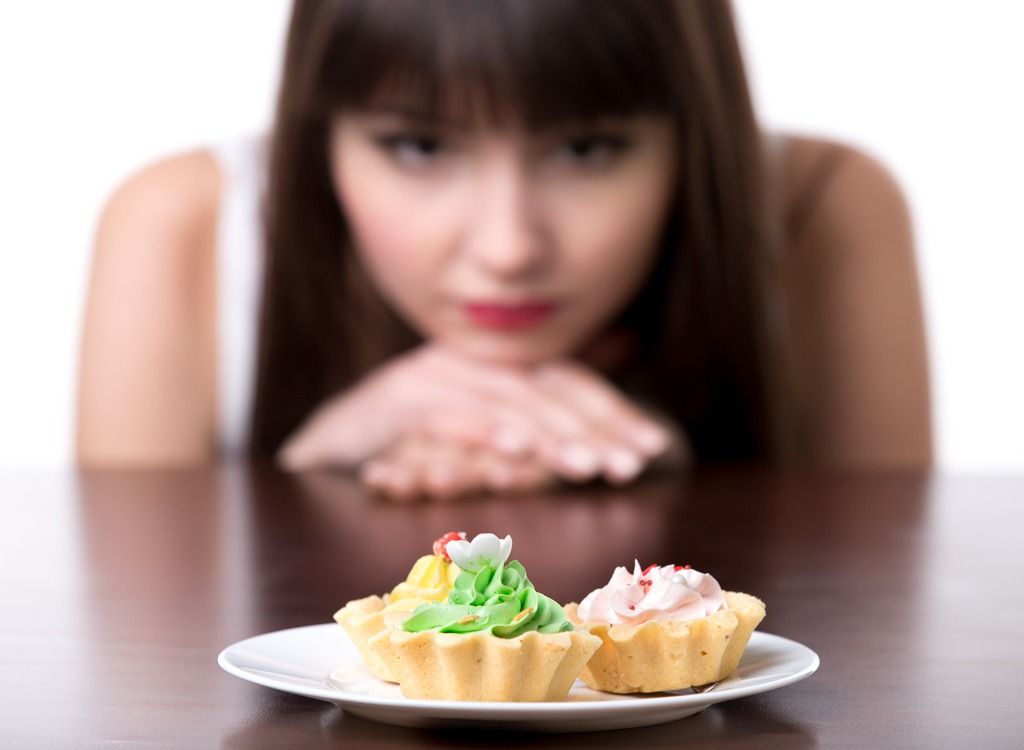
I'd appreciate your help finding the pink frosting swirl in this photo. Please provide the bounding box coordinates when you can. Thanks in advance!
[577,561,726,625]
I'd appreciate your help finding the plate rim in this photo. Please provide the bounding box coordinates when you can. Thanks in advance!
[218,623,820,715]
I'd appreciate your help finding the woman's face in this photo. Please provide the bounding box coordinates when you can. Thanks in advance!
[329,110,676,365]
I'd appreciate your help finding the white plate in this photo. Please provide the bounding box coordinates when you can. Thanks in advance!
[218,624,819,732]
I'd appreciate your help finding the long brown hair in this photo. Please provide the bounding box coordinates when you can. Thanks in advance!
[251,0,784,463]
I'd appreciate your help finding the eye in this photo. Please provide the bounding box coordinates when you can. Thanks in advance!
[558,134,630,168]
[373,132,447,169]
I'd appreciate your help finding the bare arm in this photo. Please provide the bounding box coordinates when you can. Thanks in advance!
[783,138,932,469]
[76,151,221,466]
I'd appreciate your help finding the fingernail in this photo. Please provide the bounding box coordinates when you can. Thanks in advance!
[561,444,599,477]
[426,464,456,487]
[388,465,414,489]
[633,425,669,455]
[607,449,643,482]
[485,465,517,490]
[492,428,529,455]
[361,463,388,485]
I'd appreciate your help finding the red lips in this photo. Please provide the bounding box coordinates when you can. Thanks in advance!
[462,300,558,330]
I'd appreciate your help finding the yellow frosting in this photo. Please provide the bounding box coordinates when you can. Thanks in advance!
[382,554,462,613]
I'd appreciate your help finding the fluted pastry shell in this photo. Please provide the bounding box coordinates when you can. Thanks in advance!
[334,595,397,682]
[368,628,603,701]
[565,591,766,693]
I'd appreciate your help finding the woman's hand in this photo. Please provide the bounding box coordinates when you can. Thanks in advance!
[360,417,690,501]
[278,345,498,471]
[278,344,680,485]
[358,432,557,501]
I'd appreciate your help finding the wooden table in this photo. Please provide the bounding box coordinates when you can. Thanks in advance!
[3,467,1021,748]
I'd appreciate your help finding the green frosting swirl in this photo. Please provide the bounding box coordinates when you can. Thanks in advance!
[401,559,574,638]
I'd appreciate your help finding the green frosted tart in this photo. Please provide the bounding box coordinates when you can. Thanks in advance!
[401,557,573,637]
[369,532,601,701]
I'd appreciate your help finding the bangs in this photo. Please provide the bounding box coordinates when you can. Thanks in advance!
[312,0,681,128]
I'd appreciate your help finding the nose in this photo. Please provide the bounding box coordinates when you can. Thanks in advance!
[461,155,550,280]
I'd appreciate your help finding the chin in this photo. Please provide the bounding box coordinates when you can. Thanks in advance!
[442,334,574,368]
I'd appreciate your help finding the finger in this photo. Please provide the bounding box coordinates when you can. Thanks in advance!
[408,400,542,460]
[473,448,556,494]
[398,353,541,457]
[432,359,603,479]
[359,459,390,486]
[596,439,646,485]
[420,463,465,500]
[420,449,476,500]
[428,353,584,432]
[545,430,646,486]
[503,362,655,483]
[508,457,560,493]
[403,436,486,500]
[444,366,602,477]
[360,459,421,502]
[533,362,672,457]
[417,410,507,451]
[416,398,554,464]
[475,449,528,493]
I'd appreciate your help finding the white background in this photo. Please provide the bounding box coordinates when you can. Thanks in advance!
[1,1,1021,470]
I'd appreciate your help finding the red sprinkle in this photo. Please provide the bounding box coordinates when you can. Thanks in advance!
[432,531,466,562]
[642,564,657,576]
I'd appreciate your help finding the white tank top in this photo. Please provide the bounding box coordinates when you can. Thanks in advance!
[209,136,267,457]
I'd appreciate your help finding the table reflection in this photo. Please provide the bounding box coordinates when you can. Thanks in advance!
[69,466,934,747]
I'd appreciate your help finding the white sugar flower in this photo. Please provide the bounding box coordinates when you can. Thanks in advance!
[445,532,513,573]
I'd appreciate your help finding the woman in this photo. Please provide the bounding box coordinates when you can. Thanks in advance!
[77,0,931,497]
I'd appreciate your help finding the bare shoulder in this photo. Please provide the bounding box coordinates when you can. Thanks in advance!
[98,150,221,248]
[781,134,910,246]
[92,150,222,298]
[78,150,224,466]
[775,135,932,469]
